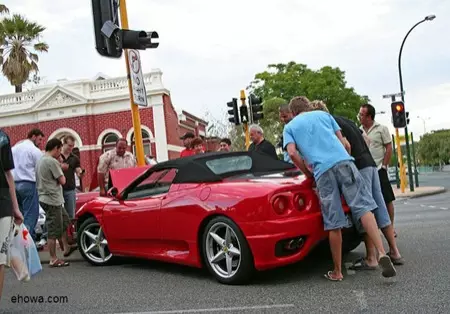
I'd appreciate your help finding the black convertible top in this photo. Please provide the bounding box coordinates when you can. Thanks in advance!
[149,151,296,183]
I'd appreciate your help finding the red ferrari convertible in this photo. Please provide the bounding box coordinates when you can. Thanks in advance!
[75,151,361,284]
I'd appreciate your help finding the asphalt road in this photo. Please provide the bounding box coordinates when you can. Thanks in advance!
[2,173,449,314]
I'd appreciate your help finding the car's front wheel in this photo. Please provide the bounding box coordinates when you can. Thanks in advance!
[201,216,254,285]
[77,217,115,266]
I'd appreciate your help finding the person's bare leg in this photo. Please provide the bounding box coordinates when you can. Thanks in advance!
[381,225,401,259]
[328,229,343,279]
[48,238,58,262]
[363,235,378,267]
[360,212,386,255]
[60,234,71,255]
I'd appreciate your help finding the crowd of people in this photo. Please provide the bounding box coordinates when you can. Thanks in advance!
[0,98,403,300]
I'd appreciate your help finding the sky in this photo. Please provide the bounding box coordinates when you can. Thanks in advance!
[1,0,449,139]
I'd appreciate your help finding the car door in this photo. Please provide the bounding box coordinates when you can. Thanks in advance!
[102,169,176,254]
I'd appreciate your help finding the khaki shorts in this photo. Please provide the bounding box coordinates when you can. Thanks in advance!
[40,202,70,239]
[0,216,14,266]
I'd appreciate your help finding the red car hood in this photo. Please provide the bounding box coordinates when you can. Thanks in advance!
[110,165,152,193]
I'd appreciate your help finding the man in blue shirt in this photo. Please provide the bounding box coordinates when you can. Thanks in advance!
[283,96,396,281]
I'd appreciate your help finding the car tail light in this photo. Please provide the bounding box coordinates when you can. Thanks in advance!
[294,194,306,211]
[272,195,289,215]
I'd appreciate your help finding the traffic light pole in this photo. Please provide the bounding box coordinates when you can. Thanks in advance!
[240,90,250,149]
[119,0,145,166]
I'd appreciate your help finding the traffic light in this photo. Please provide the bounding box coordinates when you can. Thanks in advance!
[92,0,122,58]
[240,105,249,124]
[249,94,263,123]
[227,98,240,125]
[91,0,159,58]
[391,101,406,128]
[406,111,410,125]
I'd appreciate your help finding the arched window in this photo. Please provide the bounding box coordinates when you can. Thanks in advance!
[131,129,151,156]
[102,133,119,152]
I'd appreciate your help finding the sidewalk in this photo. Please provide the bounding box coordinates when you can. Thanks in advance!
[392,185,446,199]
[38,246,83,264]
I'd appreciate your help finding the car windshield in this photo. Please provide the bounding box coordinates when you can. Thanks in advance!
[205,155,252,175]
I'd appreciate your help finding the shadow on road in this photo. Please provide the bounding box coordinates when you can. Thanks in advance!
[90,244,363,285]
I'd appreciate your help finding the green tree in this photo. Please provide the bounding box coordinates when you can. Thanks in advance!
[247,62,370,125]
[0,4,9,15]
[417,129,450,166]
[0,14,49,93]
[258,97,287,146]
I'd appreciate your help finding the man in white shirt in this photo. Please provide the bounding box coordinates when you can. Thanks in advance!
[11,129,45,240]
[359,105,397,236]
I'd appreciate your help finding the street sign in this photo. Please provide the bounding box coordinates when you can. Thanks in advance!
[382,92,405,99]
[128,49,148,107]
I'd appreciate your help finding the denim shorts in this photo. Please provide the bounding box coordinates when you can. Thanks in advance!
[353,166,392,233]
[316,160,378,231]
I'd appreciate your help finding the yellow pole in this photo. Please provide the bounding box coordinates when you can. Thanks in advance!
[119,0,145,166]
[395,128,405,193]
[240,90,250,149]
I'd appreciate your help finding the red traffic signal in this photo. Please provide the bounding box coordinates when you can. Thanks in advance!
[391,101,406,128]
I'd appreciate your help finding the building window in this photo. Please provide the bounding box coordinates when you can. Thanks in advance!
[131,129,151,156]
[102,133,119,152]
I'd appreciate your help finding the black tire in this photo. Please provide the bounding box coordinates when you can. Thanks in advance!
[77,217,116,266]
[201,216,255,285]
[342,226,363,254]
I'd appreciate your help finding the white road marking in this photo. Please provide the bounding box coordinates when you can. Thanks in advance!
[353,290,369,310]
[420,204,426,207]
[115,304,296,314]
[429,206,436,208]
[345,262,355,275]
[441,207,448,210]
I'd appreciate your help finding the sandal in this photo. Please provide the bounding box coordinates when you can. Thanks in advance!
[49,259,70,267]
[387,252,405,265]
[324,271,343,281]
[378,255,396,278]
[64,246,77,257]
[348,258,378,271]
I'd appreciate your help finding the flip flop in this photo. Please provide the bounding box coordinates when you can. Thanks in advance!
[324,271,343,281]
[387,252,405,265]
[378,255,396,278]
[348,258,378,271]
[49,259,70,267]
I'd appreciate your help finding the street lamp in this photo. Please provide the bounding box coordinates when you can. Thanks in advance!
[398,14,436,192]
[417,116,431,134]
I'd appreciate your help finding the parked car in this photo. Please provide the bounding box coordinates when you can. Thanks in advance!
[75,151,362,285]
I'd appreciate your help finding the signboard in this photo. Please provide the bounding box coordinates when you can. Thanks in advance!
[128,49,148,107]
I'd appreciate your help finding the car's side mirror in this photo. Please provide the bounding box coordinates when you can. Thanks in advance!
[107,187,119,199]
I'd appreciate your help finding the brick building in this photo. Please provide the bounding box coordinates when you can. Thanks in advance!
[0,69,219,190]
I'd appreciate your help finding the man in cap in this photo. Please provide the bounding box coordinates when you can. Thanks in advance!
[180,132,195,158]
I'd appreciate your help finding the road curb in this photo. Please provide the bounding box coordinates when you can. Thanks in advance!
[395,187,447,200]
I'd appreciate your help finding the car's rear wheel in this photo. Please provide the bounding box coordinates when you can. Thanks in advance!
[77,217,115,266]
[201,216,254,285]
[342,227,363,254]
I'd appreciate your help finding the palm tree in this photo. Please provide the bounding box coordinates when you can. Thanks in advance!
[0,14,48,93]
[0,4,8,14]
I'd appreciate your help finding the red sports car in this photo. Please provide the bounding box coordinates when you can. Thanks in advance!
[75,151,361,284]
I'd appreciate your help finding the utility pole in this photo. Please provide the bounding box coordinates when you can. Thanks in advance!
[240,90,250,149]
[119,0,145,166]
[383,92,406,193]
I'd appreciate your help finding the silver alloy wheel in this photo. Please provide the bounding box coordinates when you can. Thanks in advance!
[205,222,242,279]
[80,222,112,264]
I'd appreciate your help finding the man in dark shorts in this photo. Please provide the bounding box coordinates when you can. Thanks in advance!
[359,104,397,235]
[36,138,76,267]
[283,96,396,281]
[0,129,24,300]
[309,100,404,270]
